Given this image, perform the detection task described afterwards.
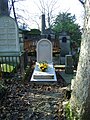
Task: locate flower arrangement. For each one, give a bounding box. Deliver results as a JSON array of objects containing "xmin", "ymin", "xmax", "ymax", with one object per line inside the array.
[{"xmin": 39, "ymin": 61, "xmax": 48, "ymax": 72}]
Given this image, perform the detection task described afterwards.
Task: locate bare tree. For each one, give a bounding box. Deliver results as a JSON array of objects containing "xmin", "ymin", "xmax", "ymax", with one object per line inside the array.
[
  {"xmin": 11, "ymin": 0, "xmax": 18, "ymax": 25},
  {"xmin": 79, "ymin": 0, "xmax": 85, "ymax": 5},
  {"xmin": 8, "ymin": 0, "xmax": 26, "ymax": 26},
  {"xmin": 8, "ymin": 0, "xmax": 60, "ymax": 29},
  {"xmin": 34, "ymin": 0, "xmax": 60, "ymax": 28}
]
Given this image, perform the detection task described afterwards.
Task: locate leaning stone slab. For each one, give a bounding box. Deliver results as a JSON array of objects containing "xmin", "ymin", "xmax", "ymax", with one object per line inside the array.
[{"xmin": 65, "ymin": 55, "xmax": 73, "ymax": 74}]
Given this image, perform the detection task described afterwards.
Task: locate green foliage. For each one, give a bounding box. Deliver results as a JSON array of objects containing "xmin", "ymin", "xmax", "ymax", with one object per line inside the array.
[
  {"xmin": 30, "ymin": 29, "xmax": 41, "ymax": 35},
  {"xmin": 65, "ymin": 102, "xmax": 73, "ymax": 120},
  {"xmin": 52, "ymin": 12, "xmax": 82, "ymax": 46},
  {"xmin": 65, "ymin": 102, "xmax": 80, "ymax": 120},
  {"xmin": 1, "ymin": 64, "xmax": 15, "ymax": 73},
  {"xmin": 21, "ymin": 29, "xmax": 41, "ymax": 35}
]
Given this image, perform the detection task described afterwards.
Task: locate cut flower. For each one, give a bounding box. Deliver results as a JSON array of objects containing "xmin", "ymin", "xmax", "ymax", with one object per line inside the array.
[{"xmin": 39, "ymin": 61, "xmax": 48, "ymax": 72}]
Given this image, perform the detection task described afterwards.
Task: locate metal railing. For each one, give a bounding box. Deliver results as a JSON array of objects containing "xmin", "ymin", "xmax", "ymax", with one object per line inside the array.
[
  {"xmin": 0, "ymin": 55, "xmax": 20, "ymax": 78},
  {"xmin": 0, "ymin": 51, "xmax": 29, "ymax": 78}
]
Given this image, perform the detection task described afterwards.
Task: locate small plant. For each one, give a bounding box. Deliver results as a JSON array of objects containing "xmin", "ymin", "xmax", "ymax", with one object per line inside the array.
[
  {"xmin": 65, "ymin": 102, "xmax": 79, "ymax": 120},
  {"xmin": 65, "ymin": 102, "xmax": 73, "ymax": 120}
]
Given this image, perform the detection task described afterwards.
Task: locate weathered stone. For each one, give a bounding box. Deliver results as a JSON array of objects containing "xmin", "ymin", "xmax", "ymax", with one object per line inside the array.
[
  {"xmin": 65, "ymin": 67, "xmax": 73, "ymax": 74},
  {"xmin": 65, "ymin": 55, "xmax": 73, "ymax": 74}
]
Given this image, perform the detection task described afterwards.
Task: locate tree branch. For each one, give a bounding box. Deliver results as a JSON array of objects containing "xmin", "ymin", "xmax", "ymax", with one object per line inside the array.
[{"xmin": 79, "ymin": 0, "xmax": 85, "ymax": 5}]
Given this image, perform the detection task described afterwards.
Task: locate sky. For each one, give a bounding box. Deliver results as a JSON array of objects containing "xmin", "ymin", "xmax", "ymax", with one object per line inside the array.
[{"xmin": 13, "ymin": 0, "xmax": 84, "ymax": 30}]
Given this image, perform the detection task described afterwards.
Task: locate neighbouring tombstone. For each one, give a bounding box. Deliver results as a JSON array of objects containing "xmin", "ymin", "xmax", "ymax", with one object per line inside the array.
[
  {"xmin": 0, "ymin": 16, "xmax": 24, "ymax": 75},
  {"xmin": 31, "ymin": 39, "xmax": 57, "ymax": 81},
  {"xmin": 59, "ymin": 32, "xmax": 71, "ymax": 64},
  {"xmin": 0, "ymin": 16, "xmax": 20, "ymax": 55},
  {"xmin": 0, "ymin": 16, "xmax": 24, "ymax": 64},
  {"xmin": 65, "ymin": 55, "xmax": 73, "ymax": 74}
]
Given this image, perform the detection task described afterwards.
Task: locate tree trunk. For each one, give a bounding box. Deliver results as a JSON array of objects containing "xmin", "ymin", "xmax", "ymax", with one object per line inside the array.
[{"xmin": 70, "ymin": 0, "xmax": 90, "ymax": 119}]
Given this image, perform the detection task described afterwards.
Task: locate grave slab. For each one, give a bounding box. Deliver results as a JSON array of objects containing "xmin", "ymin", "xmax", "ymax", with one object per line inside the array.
[
  {"xmin": 31, "ymin": 62, "xmax": 57, "ymax": 81},
  {"xmin": 31, "ymin": 39, "xmax": 57, "ymax": 81}
]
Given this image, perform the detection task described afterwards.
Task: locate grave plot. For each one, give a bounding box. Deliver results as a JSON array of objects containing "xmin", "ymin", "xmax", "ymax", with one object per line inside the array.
[
  {"xmin": 0, "ymin": 16, "xmax": 24, "ymax": 77},
  {"xmin": 31, "ymin": 39, "xmax": 57, "ymax": 81}
]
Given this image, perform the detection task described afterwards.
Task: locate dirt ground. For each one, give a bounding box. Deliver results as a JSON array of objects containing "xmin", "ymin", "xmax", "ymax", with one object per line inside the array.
[{"xmin": 0, "ymin": 71, "xmax": 68, "ymax": 120}]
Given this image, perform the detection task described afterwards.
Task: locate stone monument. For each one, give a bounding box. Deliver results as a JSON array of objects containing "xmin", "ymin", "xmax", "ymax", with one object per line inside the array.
[
  {"xmin": 0, "ymin": 16, "xmax": 20, "ymax": 55},
  {"xmin": 31, "ymin": 39, "xmax": 57, "ymax": 81},
  {"xmin": 65, "ymin": 55, "xmax": 73, "ymax": 74},
  {"xmin": 0, "ymin": 16, "xmax": 24, "ymax": 74},
  {"xmin": 59, "ymin": 32, "xmax": 71, "ymax": 64}
]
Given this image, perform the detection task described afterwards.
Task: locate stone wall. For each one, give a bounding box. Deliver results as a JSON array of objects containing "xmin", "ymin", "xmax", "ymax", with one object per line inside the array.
[{"xmin": 70, "ymin": 0, "xmax": 90, "ymax": 119}]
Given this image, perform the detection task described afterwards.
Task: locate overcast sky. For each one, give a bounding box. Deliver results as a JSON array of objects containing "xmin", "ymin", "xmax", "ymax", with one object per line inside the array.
[{"xmin": 13, "ymin": 0, "xmax": 84, "ymax": 29}]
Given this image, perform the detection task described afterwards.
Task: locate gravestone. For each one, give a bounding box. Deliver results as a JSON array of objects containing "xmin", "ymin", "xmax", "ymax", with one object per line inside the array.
[
  {"xmin": 0, "ymin": 16, "xmax": 24, "ymax": 75},
  {"xmin": 37, "ymin": 39, "xmax": 52, "ymax": 63},
  {"xmin": 65, "ymin": 55, "xmax": 73, "ymax": 74},
  {"xmin": 59, "ymin": 32, "xmax": 71, "ymax": 64},
  {"xmin": 0, "ymin": 16, "xmax": 24, "ymax": 63},
  {"xmin": 31, "ymin": 39, "xmax": 57, "ymax": 81},
  {"xmin": 0, "ymin": 16, "xmax": 20, "ymax": 55}
]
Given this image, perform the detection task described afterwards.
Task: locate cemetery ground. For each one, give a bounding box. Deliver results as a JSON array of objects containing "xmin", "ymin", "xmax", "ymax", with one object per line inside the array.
[{"xmin": 0, "ymin": 62, "xmax": 76, "ymax": 120}]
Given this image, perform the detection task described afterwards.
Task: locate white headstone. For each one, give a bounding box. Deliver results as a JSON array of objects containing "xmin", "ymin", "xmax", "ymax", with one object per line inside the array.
[
  {"xmin": 31, "ymin": 38, "xmax": 57, "ymax": 81},
  {"xmin": 37, "ymin": 39, "xmax": 52, "ymax": 63},
  {"xmin": 0, "ymin": 16, "xmax": 20, "ymax": 55}
]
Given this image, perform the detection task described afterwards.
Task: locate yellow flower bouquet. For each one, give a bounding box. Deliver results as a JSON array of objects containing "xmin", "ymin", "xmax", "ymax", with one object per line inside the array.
[{"xmin": 39, "ymin": 61, "xmax": 48, "ymax": 72}]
